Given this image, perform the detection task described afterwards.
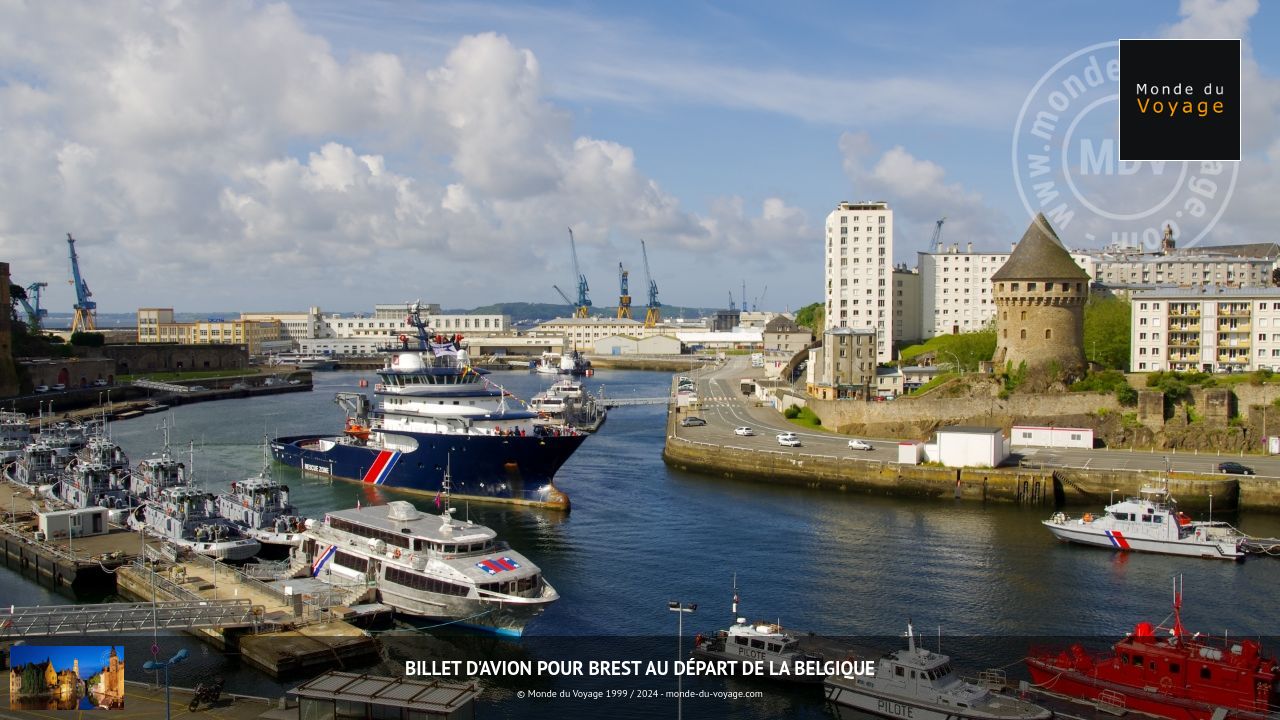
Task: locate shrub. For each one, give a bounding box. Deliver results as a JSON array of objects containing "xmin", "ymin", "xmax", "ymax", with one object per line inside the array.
[
  {"xmin": 1115, "ymin": 385, "xmax": 1138, "ymax": 406},
  {"xmin": 783, "ymin": 405, "xmax": 800, "ymax": 419}
]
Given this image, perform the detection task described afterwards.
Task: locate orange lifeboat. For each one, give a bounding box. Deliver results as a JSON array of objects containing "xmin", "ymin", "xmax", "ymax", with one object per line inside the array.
[{"xmin": 344, "ymin": 419, "xmax": 371, "ymax": 442}]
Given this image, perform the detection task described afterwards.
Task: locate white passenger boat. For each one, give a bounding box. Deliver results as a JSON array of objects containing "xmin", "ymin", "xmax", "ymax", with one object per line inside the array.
[
  {"xmin": 1043, "ymin": 484, "xmax": 1245, "ymax": 560},
  {"xmin": 298, "ymin": 468, "xmax": 557, "ymax": 636},
  {"xmin": 825, "ymin": 622, "xmax": 1051, "ymax": 720}
]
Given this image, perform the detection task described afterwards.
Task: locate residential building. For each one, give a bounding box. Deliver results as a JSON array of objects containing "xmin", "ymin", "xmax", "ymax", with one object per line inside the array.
[
  {"xmin": 762, "ymin": 316, "xmax": 812, "ymax": 357},
  {"xmin": 1129, "ymin": 286, "xmax": 1280, "ymax": 373},
  {"xmin": 824, "ymin": 201, "xmax": 893, "ymax": 361},
  {"xmin": 1091, "ymin": 233, "xmax": 1279, "ymax": 288},
  {"xmin": 806, "ymin": 327, "xmax": 877, "ymax": 400},
  {"xmin": 891, "ymin": 266, "xmax": 922, "ymax": 345}
]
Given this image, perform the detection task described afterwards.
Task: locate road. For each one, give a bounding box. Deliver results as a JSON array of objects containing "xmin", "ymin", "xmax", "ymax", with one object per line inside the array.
[{"xmin": 671, "ymin": 357, "xmax": 1280, "ymax": 479}]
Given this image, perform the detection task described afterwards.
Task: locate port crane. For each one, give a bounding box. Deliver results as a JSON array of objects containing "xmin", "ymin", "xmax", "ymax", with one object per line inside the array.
[
  {"xmin": 67, "ymin": 233, "xmax": 96, "ymax": 332},
  {"xmin": 553, "ymin": 285, "xmax": 575, "ymax": 308},
  {"xmin": 753, "ymin": 285, "xmax": 768, "ymax": 313},
  {"xmin": 567, "ymin": 227, "xmax": 591, "ymax": 318},
  {"xmin": 931, "ymin": 217, "xmax": 946, "ymax": 249},
  {"xmin": 640, "ymin": 240, "xmax": 661, "ymax": 328},
  {"xmin": 616, "ymin": 263, "xmax": 632, "ymax": 320},
  {"xmin": 728, "ymin": 290, "xmax": 736, "ymax": 312},
  {"xmin": 11, "ymin": 282, "xmax": 48, "ymax": 332}
]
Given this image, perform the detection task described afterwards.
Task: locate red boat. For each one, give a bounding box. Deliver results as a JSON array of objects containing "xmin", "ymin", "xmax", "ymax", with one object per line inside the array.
[{"xmin": 1026, "ymin": 581, "xmax": 1278, "ymax": 720}]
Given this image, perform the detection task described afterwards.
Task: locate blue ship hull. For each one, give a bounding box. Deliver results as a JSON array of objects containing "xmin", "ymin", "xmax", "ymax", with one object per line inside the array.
[{"xmin": 270, "ymin": 431, "xmax": 586, "ymax": 508}]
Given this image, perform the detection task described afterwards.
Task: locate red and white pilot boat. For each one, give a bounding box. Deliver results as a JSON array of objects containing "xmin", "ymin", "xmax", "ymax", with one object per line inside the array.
[{"xmin": 1026, "ymin": 579, "xmax": 1279, "ymax": 720}]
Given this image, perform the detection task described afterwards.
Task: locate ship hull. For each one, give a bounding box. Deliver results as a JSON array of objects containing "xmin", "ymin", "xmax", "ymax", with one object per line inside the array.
[
  {"xmin": 826, "ymin": 677, "xmax": 1051, "ymax": 720},
  {"xmin": 1043, "ymin": 522, "xmax": 1243, "ymax": 560},
  {"xmin": 270, "ymin": 432, "xmax": 586, "ymax": 508},
  {"xmin": 1025, "ymin": 658, "xmax": 1271, "ymax": 720}
]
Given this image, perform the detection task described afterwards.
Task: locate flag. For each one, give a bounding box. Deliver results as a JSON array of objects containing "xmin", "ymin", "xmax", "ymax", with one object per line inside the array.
[
  {"xmin": 434, "ymin": 491, "xmax": 442, "ymax": 508},
  {"xmin": 356, "ymin": 499, "xmax": 361, "ymax": 509}
]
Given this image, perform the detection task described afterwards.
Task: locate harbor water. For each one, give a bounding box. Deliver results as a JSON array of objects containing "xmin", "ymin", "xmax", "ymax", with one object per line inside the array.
[{"xmin": 5, "ymin": 369, "xmax": 1280, "ymax": 719}]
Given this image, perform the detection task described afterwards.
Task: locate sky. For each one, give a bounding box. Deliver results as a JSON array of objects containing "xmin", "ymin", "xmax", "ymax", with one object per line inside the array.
[
  {"xmin": 9, "ymin": 644, "xmax": 119, "ymax": 678},
  {"xmin": 0, "ymin": 0, "xmax": 1277, "ymax": 315}
]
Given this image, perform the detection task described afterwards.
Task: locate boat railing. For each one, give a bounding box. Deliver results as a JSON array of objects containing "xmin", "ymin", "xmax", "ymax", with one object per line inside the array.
[{"xmin": 1096, "ymin": 689, "xmax": 1127, "ymax": 714}]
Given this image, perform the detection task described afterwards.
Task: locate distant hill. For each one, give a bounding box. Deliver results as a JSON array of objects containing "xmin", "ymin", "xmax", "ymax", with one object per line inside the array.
[{"xmin": 451, "ymin": 302, "xmax": 723, "ymax": 323}]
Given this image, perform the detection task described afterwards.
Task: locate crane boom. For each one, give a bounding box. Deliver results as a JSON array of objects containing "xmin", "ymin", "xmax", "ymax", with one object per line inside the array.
[
  {"xmin": 67, "ymin": 233, "xmax": 96, "ymax": 333},
  {"xmin": 640, "ymin": 240, "xmax": 661, "ymax": 327},
  {"xmin": 931, "ymin": 217, "xmax": 946, "ymax": 249},
  {"xmin": 568, "ymin": 227, "xmax": 591, "ymax": 318},
  {"xmin": 553, "ymin": 285, "xmax": 574, "ymax": 306},
  {"xmin": 616, "ymin": 263, "xmax": 632, "ymax": 320},
  {"xmin": 16, "ymin": 282, "xmax": 48, "ymax": 332}
]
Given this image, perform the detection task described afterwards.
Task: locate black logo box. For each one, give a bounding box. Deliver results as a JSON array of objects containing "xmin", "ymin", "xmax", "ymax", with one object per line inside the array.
[{"xmin": 1119, "ymin": 38, "xmax": 1240, "ymax": 162}]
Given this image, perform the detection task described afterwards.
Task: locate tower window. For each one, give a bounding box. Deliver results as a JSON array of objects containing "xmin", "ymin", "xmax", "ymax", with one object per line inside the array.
[
  {"xmin": 1045, "ymin": 329, "xmax": 1052, "ymax": 339},
  {"xmin": 1020, "ymin": 329, "xmax": 1027, "ymax": 340}
]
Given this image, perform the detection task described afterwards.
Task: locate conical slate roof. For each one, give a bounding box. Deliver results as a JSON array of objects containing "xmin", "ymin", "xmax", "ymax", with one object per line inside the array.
[{"xmin": 991, "ymin": 213, "xmax": 1089, "ymax": 281}]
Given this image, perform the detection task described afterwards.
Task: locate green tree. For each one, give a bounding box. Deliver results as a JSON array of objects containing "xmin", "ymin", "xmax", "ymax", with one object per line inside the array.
[
  {"xmin": 1083, "ymin": 295, "xmax": 1131, "ymax": 370},
  {"xmin": 899, "ymin": 327, "xmax": 995, "ymax": 370},
  {"xmin": 69, "ymin": 332, "xmax": 105, "ymax": 347},
  {"xmin": 794, "ymin": 302, "xmax": 824, "ymax": 332}
]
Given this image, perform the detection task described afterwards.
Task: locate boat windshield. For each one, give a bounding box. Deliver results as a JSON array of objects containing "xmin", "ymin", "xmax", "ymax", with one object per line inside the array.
[{"xmin": 926, "ymin": 663, "xmax": 954, "ymax": 680}]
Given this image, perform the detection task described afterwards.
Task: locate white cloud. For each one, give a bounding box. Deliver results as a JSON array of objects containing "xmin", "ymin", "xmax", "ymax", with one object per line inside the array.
[
  {"xmin": 0, "ymin": 1, "xmax": 807, "ymax": 311},
  {"xmin": 838, "ymin": 132, "xmax": 1010, "ymax": 257}
]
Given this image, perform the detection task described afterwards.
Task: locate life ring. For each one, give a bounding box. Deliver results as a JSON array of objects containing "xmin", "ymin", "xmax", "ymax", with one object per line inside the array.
[
  {"xmin": 393, "ymin": 548, "xmax": 402, "ymax": 559},
  {"xmin": 399, "ymin": 334, "xmax": 407, "ymax": 343},
  {"xmin": 1160, "ymin": 676, "xmax": 1173, "ymax": 693}
]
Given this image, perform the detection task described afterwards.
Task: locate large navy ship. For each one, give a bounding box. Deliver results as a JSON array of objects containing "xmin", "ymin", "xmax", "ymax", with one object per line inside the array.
[{"xmin": 271, "ymin": 303, "xmax": 587, "ymax": 508}]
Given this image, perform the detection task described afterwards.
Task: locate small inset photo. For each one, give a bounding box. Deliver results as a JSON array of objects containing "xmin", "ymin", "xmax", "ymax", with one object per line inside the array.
[{"xmin": 8, "ymin": 645, "xmax": 125, "ymax": 710}]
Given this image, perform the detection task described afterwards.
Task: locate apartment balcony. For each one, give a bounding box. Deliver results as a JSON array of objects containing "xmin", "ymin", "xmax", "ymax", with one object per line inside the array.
[
  {"xmin": 1216, "ymin": 324, "xmax": 1251, "ymax": 333},
  {"xmin": 1168, "ymin": 322, "xmax": 1200, "ymax": 332}
]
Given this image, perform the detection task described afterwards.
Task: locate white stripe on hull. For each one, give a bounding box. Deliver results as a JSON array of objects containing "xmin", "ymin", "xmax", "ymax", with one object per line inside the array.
[
  {"xmin": 1045, "ymin": 525, "xmax": 1241, "ymax": 559},
  {"xmin": 827, "ymin": 684, "xmax": 964, "ymax": 720}
]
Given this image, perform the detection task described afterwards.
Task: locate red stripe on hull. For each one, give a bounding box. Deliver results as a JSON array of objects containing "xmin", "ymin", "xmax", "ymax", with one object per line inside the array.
[
  {"xmin": 362, "ymin": 451, "xmax": 392, "ymax": 483},
  {"xmin": 1112, "ymin": 530, "xmax": 1131, "ymax": 550}
]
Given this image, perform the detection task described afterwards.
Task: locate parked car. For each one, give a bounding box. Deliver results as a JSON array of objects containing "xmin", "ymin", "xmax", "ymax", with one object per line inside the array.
[
  {"xmin": 734, "ymin": 427, "xmax": 755, "ymax": 436},
  {"xmin": 680, "ymin": 416, "xmax": 707, "ymax": 427},
  {"xmin": 847, "ymin": 439, "xmax": 873, "ymax": 451},
  {"xmin": 778, "ymin": 435, "xmax": 802, "ymax": 447},
  {"xmin": 1217, "ymin": 461, "xmax": 1256, "ymax": 475},
  {"xmin": 34, "ymin": 385, "xmax": 49, "ymax": 393},
  {"xmin": 92, "ymin": 379, "xmax": 109, "ymax": 387},
  {"xmin": 51, "ymin": 383, "xmax": 66, "ymax": 391}
]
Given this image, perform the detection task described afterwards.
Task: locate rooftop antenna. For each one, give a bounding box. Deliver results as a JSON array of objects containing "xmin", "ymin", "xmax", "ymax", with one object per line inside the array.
[{"xmin": 732, "ymin": 573, "xmax": 739, "ymax": 616}]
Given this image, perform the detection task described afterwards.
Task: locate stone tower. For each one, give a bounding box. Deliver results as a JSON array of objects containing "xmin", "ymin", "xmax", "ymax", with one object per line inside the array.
[{"xmin": 991, "ymin": 214, "xmax": 1089, "ymax": 373}]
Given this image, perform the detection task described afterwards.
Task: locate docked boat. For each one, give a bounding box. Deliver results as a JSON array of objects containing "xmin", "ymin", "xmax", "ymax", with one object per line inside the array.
[
  {"xmin": 1043, "ymin": 484, "xmax": 1246, "ymax": 560},
  {"xmin": 692, "ymin": 583, "xmax": 829, "ymax": 683},
  {"xmin": 211, "ymin": 469, "xmax": 304, "ymax": 556},
  {"xmin": 128, "ymin": 426, "xmax": 189, "ymax": 501},
  {"xmin": 534, "ymin": 351, "xmax": 592, "ymax": 376},
  {"xmin": 10, "ymin": 440, "xmax": 63, "ymax": 486},
  {"xmin": 271, "ymin": 353, "xmax": 337, "ymax": 371},
  {"xmin": 271, "ymin": 303, "xmax": 587, "ymax": 507},
  {"xmin": 827, "ymin": 622, "xmax": 1051, "ymax": 720},
  {"xmin": 0, "ymin": 411, "xmax": 31, "ymax": 461},
  {"xmin": 298, "ymin": 471, "xmax": 557, "ymax": 636},
  {"xmin": 54, "ymin": 457, "xmax": 132, "ymax": 523},
  {"xmin": 128, "ymin": 486, "xmax": 260, "ymax": 561},
  {"xmin": 1025, "ymin": 580, "xmax": 1279, "ymax": 720}
]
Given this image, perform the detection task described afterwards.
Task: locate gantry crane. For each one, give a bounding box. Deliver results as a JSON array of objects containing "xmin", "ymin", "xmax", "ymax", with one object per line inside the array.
[
  {"xmin": 616, "ymin": 263, "xmax": 632, "ymax": 320},
  {"xmin": 67, "ymin": 233, "xmax": 96, "ymax": 333},
  {"xmin": 640, "ymin": 240, "xmax": 661, "ymax": 328},
  {"xmin": 567, "ymin": 228, "xmax": 591, "ymax": 318},
  {"xmin": 13, "ymin": 282, "xmax": 48, "ymax": 332}
]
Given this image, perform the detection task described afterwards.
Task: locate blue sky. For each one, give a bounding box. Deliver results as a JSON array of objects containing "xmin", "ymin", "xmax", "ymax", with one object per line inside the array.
[
  {"xmin": 9, "ymin": 645, "xmax": 119, "ymax": 678},
  {"xmin": 0, "ymin": 0, "xmax": 1276, "ymax": 314}
]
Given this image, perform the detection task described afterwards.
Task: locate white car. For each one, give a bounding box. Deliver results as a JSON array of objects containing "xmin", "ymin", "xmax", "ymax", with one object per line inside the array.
[
  {"xmin": 778, "ymin": 436, "xmax": 802, "ymax": 447},
  {"xmin": 734, "ymin": 427, "xmax": 754, "ymax": 436},
  {"xmin": 847, "ymin": 439, "xmax": 873, "ymax": 451}
]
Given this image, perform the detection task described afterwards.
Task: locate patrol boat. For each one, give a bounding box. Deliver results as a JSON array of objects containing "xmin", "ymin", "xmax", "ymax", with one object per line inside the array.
[
  {"xmin": 299, "ymin": 466, "xmax": 558, "ymax": 636},
  {"xmin": 826, "ymin": 622, "xmax": 1051, "ymax": 720},
  {"xmin": 128, "ymin": 486, "xmax": 260, "ymax": 561},
  {"xmin": 55, "ymin": 456, "xmax": 132, "ymax": 523},
  {"xmin": 128, "ymin": 427, "xmax": 189, "ymax": 501},
  {"xmin": 271, "ymin": 302, "xmax": 586, "ymax": 508},
  {"xmin": 1043, "ymin": 484, "xmax": 1246, "ymax": 560},
  {"xmin": 211, "ymin": 468, "xmax": 304, "ymax": 556}
]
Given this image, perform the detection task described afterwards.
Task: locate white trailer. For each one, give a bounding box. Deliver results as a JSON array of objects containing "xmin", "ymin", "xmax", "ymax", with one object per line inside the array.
[
  {"xmin": 38, "ymin": 507, "xmax": 109, "ymax": 540},
  {"xmin": 1010, "ymin": 425, "xmax": 1094, "ymax": 449}
]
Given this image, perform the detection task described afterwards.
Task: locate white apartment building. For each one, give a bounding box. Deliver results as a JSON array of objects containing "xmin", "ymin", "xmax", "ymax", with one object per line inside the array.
[
  {"xmin": 1129, "ymin": 287, "xmax": 1280, "ymax": 373},
  {"xmin": 891, "ymin": 267, "xmax": 921, "ymax": 345},
  {"xmin": 918, "ymin": 243, "xmax": 1096, "ymax": 338},
  {"xmin": 825, "ymin": 201, "xmax": 893, "ymax": 361},
  {"xmin": 1092, "ymin": 252, "xmax": 1275, "ymax": 288}
]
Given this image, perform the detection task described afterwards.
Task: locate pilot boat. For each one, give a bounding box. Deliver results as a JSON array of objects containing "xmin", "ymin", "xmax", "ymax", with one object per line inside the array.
[
  {"xmin": 692, "ymin": 582, "xmax": 829, "ymax": 683},
  {"xmin": 826, "ymin": 622, "xmax": 1051, "ymax": 720},
  {"xmin": 211, "ymin": 468, "xmax": 304, "ymax": 557}
]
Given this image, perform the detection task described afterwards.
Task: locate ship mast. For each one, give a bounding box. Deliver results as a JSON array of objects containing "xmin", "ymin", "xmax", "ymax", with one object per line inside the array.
[{"xmin": 1171, "ymin": 575, "xmax": 1186, "ymax": 639}]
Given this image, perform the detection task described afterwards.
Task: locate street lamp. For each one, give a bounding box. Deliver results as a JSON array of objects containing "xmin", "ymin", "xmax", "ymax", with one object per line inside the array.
[
  {"xmin": 941, "ymin": 350, "xmax": 964, "ymax": 375},
  {"xmin": 668, "ymin": 601, "xmax": 696, "ymax": 720},
  {"xmin": 143, "ymin": 648, "xmax": 188, "ymax": 720}
]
